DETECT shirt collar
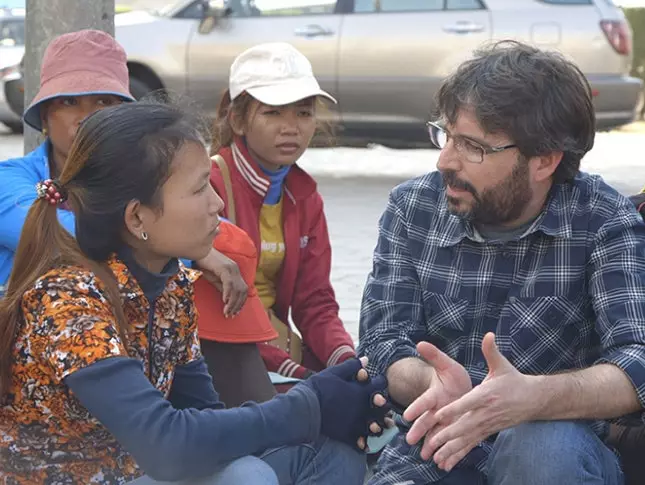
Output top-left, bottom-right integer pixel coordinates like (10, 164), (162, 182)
(107, 252), (200, 303)
(231, 137), (271, 198)
(437, 183), (574, 247)
(229, 136), (317, 203)
(117, 246), (180, 302)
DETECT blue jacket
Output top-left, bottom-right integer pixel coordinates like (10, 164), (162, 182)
(0, 142), (75, 293)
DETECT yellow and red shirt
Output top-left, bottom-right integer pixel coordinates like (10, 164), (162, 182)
(256, 198), (286, 309)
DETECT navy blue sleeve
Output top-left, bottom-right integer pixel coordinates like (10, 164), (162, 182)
(168, 358), (224, 410)
(64, 357), (320, 482)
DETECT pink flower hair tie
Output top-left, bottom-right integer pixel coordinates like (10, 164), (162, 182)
(36, 179), (68, 206)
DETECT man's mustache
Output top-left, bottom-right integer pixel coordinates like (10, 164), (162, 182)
(442, 171), (476, 195)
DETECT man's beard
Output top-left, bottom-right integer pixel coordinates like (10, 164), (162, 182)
(442, 159), (533, 226)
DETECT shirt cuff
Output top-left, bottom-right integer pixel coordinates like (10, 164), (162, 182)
(362, 341), (421, 378)
(596, 346), (645, 424)
(277, 358), (310, 379)
(326, 345), (356, 367)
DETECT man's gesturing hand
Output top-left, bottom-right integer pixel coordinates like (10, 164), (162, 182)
(406, 333), (539, 472)
(402, 341), (472, 453)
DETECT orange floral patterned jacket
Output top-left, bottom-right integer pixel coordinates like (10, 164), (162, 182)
(0, 255), (201, 484)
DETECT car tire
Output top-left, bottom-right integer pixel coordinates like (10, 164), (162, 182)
(129, 77), (152, 100)
(3, 121), (23, 134)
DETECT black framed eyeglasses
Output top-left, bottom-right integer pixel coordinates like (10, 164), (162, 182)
(427, 121), (517, 164)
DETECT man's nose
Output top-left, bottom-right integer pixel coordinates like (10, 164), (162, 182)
(436, 142), (463, 173)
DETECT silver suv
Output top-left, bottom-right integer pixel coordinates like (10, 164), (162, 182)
(115, 0), (642, 146)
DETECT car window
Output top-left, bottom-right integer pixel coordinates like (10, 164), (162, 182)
(227, 0), (337, 17)
(446, 0), (483, 9)
(0, 19), (24, 46)
(538, 0), (592, 4)
(355, 0), (441, 12)
(354, 0), (482, 13)
(172, 1), (206, 19)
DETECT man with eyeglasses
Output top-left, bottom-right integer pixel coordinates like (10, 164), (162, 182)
(359, 40), (645, 485)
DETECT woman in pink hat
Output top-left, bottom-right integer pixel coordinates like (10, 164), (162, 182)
(0, 29), (248, 319)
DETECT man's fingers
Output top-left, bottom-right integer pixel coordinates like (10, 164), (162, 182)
(426, 410), (482, 463)
(403, 387), (437, 423)
(481, 332), (512, 374)
(417, 341), (459, 373)
(384, 417), (396, 429)
(405, 409), (438, 446)
(434, 388), (483, 426)
(370, 422), (382, 434)
(434, 439), (476, 472)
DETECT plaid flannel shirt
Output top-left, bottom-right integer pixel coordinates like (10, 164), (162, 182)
(359, 171), (645, 485)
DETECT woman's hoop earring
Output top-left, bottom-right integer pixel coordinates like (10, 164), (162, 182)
(141, 232), (148, 241)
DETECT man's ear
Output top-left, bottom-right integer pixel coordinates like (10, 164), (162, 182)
(532, 151), (563, 183)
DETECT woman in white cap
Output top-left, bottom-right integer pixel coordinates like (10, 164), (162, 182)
(209, 43), (356, 385)
(0, 29), (248, 316)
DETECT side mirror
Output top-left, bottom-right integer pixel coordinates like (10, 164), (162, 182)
(198, 1), (233, 35)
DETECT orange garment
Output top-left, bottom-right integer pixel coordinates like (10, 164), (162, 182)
(195, 220), (278, 344)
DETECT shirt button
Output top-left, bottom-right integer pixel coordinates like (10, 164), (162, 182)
(476, 361), (486, 370)
(502, 251), (511, 258)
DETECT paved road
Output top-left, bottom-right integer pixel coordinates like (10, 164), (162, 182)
(1, 129), (644, 340)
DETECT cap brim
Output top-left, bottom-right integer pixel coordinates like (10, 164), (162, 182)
(23, 70), (135, 131)
(247, 78), (337, 106)
(194, 277), (278, 344)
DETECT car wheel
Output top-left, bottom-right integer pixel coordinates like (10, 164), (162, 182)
(129, 77), (152, 100)
(3, 121), (23, 134)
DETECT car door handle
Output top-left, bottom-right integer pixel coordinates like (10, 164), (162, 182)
(294, 24), (334, 38)
(442, 21), (485, 34)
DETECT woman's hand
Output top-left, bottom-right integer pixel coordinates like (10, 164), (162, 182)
(299, 357), (392, 451)
(195, 248), (248, 317)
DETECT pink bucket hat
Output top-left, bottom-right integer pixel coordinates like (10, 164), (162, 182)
(23, 29), (135, 131)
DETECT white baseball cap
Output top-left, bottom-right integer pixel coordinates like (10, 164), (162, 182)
(229, 42), (337, 106)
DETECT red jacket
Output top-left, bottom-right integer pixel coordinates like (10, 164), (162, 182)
(210, 139), (355, 378)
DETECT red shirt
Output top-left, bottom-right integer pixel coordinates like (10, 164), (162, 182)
(210, 139), (355, 378)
